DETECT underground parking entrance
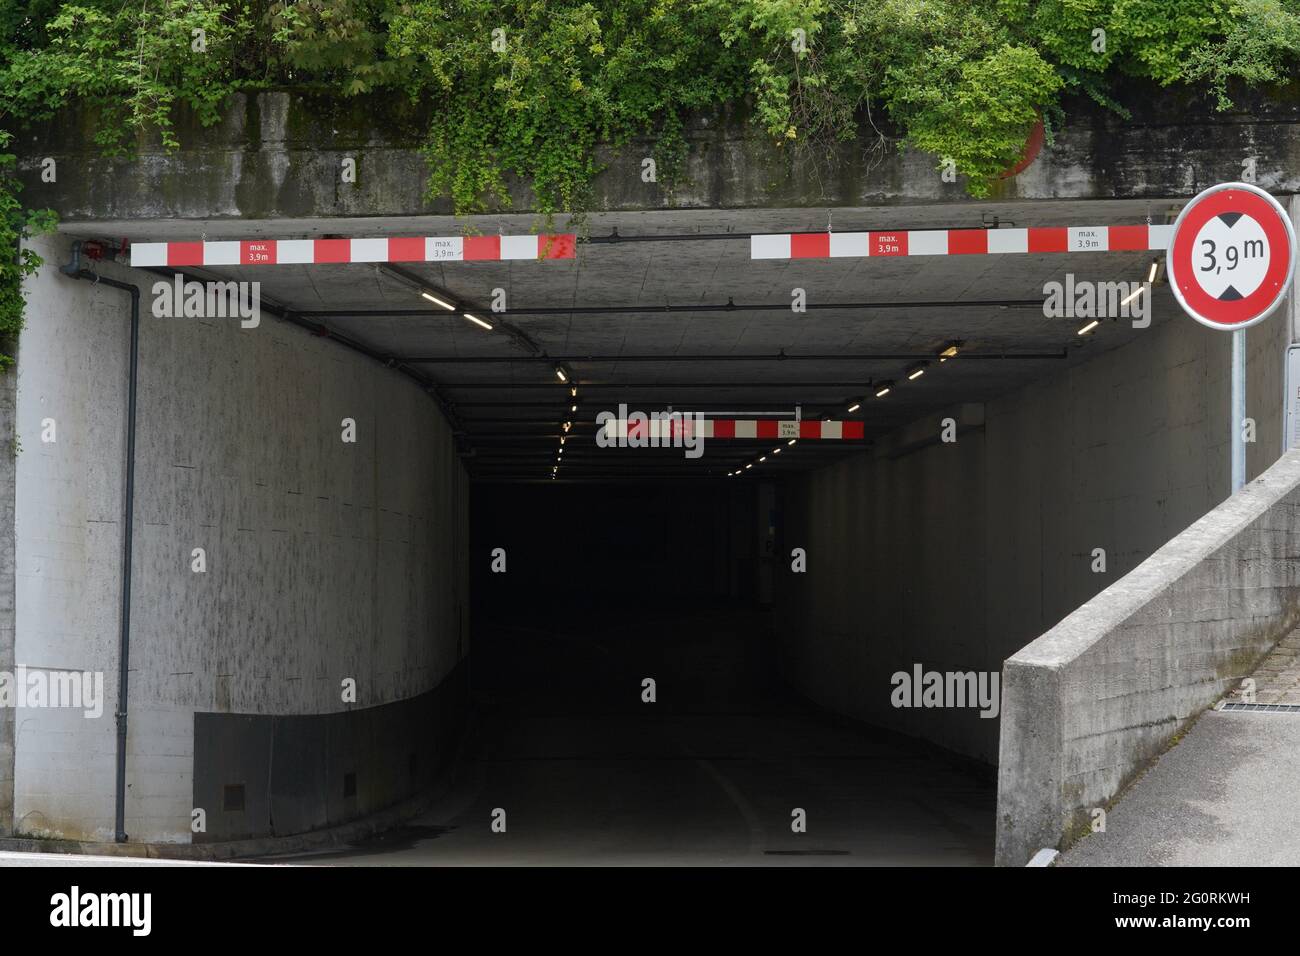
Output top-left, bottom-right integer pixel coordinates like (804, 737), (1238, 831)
(8, 197), (1274, 864)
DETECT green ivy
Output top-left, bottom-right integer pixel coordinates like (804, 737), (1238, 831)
(0, 131), (57, 370)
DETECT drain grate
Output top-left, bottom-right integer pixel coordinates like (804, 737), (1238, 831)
(1220, 702), (1300, 714)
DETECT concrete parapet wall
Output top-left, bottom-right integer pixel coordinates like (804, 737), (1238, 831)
(996, 450), (1300, 866)
(12, 82), (1300, 221)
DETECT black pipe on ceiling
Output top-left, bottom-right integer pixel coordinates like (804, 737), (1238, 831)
(400, 351), (1066, 363)
(430, 377), (1034, 392)
(297, 298), (1043, 318)
(578, 222), (1020, 244)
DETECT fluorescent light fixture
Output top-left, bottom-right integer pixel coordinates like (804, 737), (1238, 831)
(848, 402), (861, 413)
(1078, 320), (1100, 335)
(908, 363), (926, 380)
(555, 365), (569, 383)
(745, 463), (752, 470)
(772, 448), (781, 455)
(759, 456), (767, 462)
(788, 439), (797, 446)
(1120, 285), (1144, 307)
(570, 386), (577, 398)
(875, 382), (893, 398)
(421, 291), (456, 311)
(462, 312), (493, 330)
(563, 421), (572, 432)
(1148, 260), (1159, 283)
(570, 404), (577, 413)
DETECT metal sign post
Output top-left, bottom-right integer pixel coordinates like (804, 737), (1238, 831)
(1166, 182), (1297, 494)
(1233, 329), (1246, 491)
(1284, 345), (1300, 454)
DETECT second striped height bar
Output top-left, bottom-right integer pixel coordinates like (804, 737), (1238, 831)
(602, 418), (866, 441)
(751, 224), (1174, 259)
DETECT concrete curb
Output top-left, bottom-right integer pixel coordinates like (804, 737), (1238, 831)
(0, 713), (481, 862)
(0, 774), (452, 861)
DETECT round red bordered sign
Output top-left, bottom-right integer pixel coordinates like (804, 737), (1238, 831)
(1167, 182), (1296, 331)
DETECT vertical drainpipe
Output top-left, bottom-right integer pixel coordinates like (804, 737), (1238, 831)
(60, 242), (139, 842)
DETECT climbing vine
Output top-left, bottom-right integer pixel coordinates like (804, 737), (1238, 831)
(2, 0), (1300, 363)
(0, 131), (53, 370)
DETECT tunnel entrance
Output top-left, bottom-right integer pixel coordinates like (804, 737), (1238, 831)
(449, 480), (996, 865)
(263, 480), (996, 865)
(29, 198), (1211, 860)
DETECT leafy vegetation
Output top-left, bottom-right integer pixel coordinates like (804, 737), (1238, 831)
(2, 0), (1300, 363)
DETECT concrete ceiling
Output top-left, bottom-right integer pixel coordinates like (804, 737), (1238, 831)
(68, 199), (1187, 481)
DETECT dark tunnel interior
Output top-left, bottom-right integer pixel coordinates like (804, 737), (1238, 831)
(394, 479), (1003, 866)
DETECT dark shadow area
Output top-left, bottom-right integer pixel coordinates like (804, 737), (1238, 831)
(269, 481), (994, 865)
(263, 481), (987, 863)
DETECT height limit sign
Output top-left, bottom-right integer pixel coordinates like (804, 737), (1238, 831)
(1167, 182), (1295, 330)
(1168, 182), (1297, 492)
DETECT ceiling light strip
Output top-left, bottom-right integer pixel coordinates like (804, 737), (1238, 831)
(130, 234), (577, 267)
(751, 225), (1173, 260)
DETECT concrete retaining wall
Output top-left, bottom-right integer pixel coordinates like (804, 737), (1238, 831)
(996, 449), (1300, 866)
(775, 292), (1291, 763)
(0, 356), (14, 835)
(6, 234), (468, 842)
(14, 82), (1300, 221)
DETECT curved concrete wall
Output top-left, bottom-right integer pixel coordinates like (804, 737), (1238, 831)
(5, 234), (468, 842)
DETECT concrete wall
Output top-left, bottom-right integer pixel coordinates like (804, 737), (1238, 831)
(7, 234), (468, 842)
(0, 355), (14, 835)
(996, 449), (1300, 866)
(775, 405), (990, 758)
(775, 294), (1292, 764)
(14, 82), (1300, 221)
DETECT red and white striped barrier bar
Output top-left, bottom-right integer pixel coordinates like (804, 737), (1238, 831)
(130, 234), (577, 268)
(602, 418), (865, 440)
(750, 224), (1174, 260)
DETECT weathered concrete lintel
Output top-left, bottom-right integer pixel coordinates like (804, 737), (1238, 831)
(14, 82), (1300, 222)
